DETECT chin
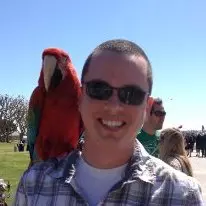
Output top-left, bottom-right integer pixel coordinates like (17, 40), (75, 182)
(156, 126), (163, 130)
(99, 132), (121, 141)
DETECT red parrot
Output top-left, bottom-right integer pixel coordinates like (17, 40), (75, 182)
(27, 48), (83, 165)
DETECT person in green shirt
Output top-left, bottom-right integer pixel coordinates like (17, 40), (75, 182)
(137, 97), (166, 157)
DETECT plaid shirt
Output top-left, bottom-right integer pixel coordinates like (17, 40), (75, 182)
(13, 141), (204, 206)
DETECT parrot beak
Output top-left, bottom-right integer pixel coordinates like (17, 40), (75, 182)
(43, 55), (57, 91)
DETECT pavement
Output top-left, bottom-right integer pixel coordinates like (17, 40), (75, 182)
(189, 152), (206, 202)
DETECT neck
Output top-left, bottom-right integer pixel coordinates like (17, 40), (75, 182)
(142, 123), (156, 135)
(82, 137), (134, 169)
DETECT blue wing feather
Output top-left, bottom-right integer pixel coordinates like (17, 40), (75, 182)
(27, 107), (41, 162)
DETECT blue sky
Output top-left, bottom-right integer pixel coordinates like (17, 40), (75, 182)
(0, 1), (205, 130)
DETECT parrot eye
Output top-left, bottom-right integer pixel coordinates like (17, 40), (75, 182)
(61, 57), (67, 64)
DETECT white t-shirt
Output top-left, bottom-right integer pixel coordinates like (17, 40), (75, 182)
(75, 155), (127, 206)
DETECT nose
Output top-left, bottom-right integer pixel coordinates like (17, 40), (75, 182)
(104, 90), (123, 114)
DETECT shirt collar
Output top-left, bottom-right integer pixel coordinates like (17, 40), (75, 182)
(46, 139), (156, 185)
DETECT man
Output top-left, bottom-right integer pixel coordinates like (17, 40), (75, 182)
(200, 130), (206, 158)
(14, 39), (204, 205)
(137, 98), (166, 157)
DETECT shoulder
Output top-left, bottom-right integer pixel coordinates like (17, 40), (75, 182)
(20, 159), (59, 189)
(133, 144), (203, 204)
(151, 156), (202, 194)
(20, 151), (77, 189)
(152, 157), (204, 205)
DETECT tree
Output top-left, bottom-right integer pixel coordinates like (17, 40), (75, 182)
(0, 94), (18, 142)
(0, 119), (17, 142)
(14, 95), (29, 141)
(0, 94), (29, 142)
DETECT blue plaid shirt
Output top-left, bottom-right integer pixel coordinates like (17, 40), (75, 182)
(13, 141), (204, 206)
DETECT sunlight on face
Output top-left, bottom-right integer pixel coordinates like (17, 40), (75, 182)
(79, 51), (149, 148)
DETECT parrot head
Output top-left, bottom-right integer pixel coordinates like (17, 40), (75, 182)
(41, 48), (72, 91)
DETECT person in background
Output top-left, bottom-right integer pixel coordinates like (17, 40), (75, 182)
(159, 128), (193, 176)
(200, 131), (206, 158)
(137, 97), (166, 157)
(196, 132), (201, 157)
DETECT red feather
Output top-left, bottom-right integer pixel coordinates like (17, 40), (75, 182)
(34, 48), (83, 160)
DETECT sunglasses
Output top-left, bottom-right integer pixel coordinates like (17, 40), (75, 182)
(153, 110), (166, 117)
(83, 80), (148, 106)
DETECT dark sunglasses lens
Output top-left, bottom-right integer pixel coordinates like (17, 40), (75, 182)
(86, 81), (112, 100)
(119, 86), (146, 105)
(154, 111), (166, 117)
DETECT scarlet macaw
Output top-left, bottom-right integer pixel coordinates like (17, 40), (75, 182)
(27, 48), (82, 165)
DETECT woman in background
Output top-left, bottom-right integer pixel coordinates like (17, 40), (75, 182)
(159, 128), (193, 176)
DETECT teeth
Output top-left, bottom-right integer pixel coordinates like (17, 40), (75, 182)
(101, 120), (123, 127)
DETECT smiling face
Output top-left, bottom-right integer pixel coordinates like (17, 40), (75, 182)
(79, 51), (150, 148)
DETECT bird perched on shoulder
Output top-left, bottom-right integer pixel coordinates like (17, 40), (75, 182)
(27, 48), (83, 166)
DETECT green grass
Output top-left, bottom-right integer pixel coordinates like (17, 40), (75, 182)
(0, 142), (29, 205)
